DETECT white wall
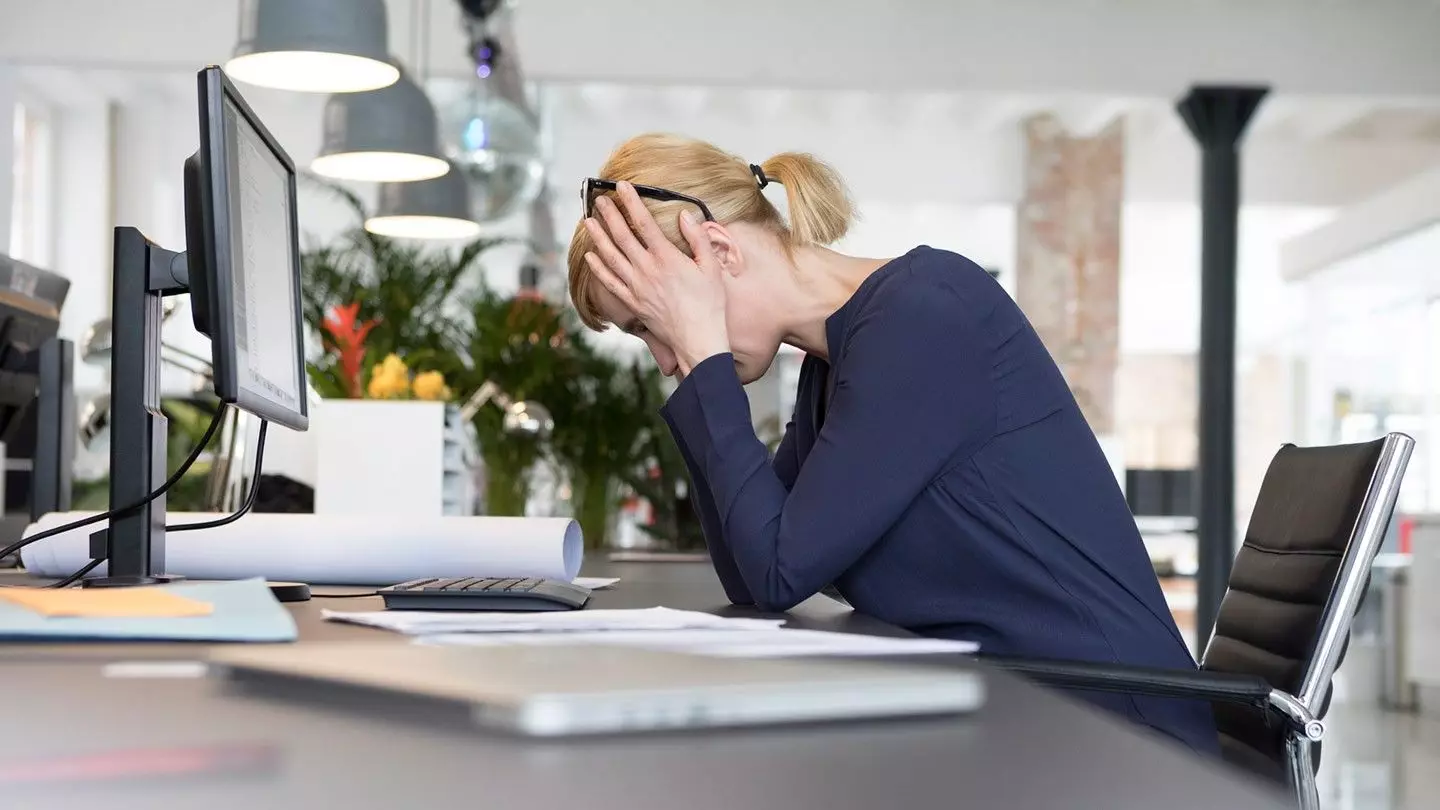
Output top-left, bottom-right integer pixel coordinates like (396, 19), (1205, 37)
(1119, 203), (1336, 355)
(53, 98), (112, 395)
(0, 68), (16, 253)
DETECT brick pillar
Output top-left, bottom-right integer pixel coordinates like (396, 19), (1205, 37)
(1016, 113), (1125, 434)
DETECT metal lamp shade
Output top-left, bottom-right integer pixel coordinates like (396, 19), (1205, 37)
(366, 162), (482, 240)
(227, 0), (399, 93)
(312, 72), (450, 182)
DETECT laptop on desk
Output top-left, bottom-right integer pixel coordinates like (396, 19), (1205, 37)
(208, 643), (985, 737)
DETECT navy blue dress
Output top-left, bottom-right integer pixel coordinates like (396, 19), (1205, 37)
(660, 246), (1220, 755)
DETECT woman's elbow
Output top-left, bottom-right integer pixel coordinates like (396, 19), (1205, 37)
(721, 585), (756, 607)
(751, 588), (808, 613)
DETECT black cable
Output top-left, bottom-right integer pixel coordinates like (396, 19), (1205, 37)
(47, 416), (266, 588)
(311, 592), (380, 599)
(0, 405), (230, 564)
(46, 558), (103, 589)
(168, 420), (268, 533)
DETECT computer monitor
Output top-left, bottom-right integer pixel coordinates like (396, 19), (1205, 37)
(93, 65), (307, 586)
(185, 66), (308, 431)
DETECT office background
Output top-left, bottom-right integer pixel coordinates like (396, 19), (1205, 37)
(1, 2), (1439, 806)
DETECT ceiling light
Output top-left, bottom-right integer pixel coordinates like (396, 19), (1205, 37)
(227, 0), (399, 94)
(312, 71), (450, 183)
(365, 161), (482, 240)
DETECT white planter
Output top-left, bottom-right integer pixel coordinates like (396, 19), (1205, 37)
(314, 399), (477, 516)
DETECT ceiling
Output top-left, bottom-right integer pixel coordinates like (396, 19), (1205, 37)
(9, 0), (1440, 209)
(4, 0), (1440, 97)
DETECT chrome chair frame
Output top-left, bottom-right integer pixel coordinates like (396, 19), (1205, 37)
(990, 433), (1414, 810)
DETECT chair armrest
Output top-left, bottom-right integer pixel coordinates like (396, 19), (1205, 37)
(983, 656), (1273, 708)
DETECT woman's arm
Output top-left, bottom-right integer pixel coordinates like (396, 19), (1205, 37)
(663, 416), (803, 606)
(661, 284), (995, 611)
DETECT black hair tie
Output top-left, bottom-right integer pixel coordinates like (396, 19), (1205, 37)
(749, 163), (771, 189)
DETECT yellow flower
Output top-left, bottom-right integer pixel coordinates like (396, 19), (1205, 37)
(412, 370), (451, 401)
(377, 354), (408, 378)
(367, 354), (411, 399)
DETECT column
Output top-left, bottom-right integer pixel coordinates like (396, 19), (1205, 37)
(1016, 113), (1125, 438)
(1176, 85), (1269, 647)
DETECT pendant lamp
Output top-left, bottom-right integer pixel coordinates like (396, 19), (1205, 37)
(366, 160), (482, 240)
(227, 0), (399, 94)
(312, 70), (450, 183)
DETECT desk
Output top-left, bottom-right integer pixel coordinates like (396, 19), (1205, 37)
(0, 560), (1289, 809)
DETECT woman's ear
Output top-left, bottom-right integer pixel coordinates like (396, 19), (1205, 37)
(701, 222), (744, 276)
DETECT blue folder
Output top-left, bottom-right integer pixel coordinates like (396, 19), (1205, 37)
(0, 578), (298, 642)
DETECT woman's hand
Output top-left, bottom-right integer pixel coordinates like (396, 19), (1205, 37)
(583, 183), (731, 376)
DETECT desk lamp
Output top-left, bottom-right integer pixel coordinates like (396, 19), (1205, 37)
(458, 380), (553, 438)
(86, 65), (310, 587)
(82, 305), (216, 382)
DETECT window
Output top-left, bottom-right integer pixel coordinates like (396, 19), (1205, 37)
(8, 100), (53, 267)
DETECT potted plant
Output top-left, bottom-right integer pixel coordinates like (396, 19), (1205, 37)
(298, 181), (505, 516)
(538, 341), (656, 549)
(444, 289), (571, 516)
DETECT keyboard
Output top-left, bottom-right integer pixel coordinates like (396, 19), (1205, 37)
(378, 577), (592, 612)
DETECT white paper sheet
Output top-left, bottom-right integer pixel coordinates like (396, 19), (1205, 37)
(322, 606), (785, 635)
(571, 577), (619, 590)
(20, 512), (582, 585)
(420, 628), (980, 658)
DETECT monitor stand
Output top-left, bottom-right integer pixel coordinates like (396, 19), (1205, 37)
(83, 227), (191, 588)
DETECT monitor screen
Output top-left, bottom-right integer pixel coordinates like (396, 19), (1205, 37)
(224, 97), (302, 419)
(187, 66), (308, 431)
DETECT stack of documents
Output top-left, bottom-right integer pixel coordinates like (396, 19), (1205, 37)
(322, 606), (785, 635)
(322, 606), (978, 659)
(0, 578), (297, 642)
(420, 628), (978, 658)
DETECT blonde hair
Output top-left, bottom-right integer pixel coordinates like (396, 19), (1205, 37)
(567, 133), (854, 330)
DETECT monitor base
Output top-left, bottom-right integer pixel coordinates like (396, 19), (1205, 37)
(82, 574), (185, 589)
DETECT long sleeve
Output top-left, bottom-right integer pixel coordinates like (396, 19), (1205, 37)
(663, 413), (804, 605)
(661, 282), (996, 611)
(662, 417), (753, 604)
(770, 420), (802, 490)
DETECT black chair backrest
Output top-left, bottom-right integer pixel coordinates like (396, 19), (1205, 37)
(1200, 435), (1411, 779)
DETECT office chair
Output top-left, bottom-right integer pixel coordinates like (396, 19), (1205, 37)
(989, 433), (1413, 810)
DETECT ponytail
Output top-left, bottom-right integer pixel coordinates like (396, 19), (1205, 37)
(759, 152), (854, 247)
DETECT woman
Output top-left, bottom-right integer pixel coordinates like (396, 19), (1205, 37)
(569, 133), (1218, 755)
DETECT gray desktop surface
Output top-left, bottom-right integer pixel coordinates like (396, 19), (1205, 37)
(0, 559), (1289, 809)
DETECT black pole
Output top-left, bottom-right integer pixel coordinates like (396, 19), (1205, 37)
(87, 226), (188, 587)
(1176, 85), (1269, 650)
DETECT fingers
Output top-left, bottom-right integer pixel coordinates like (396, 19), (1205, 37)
(593, 194), (650, 268)
(615, 181), (670, 251)
(677, 210), (717, 268)
(584, 216), (635, 286)
(584, 252), (640, 313)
